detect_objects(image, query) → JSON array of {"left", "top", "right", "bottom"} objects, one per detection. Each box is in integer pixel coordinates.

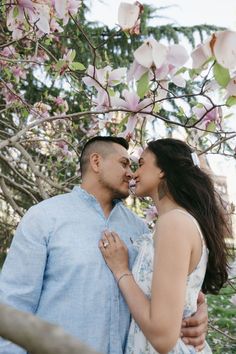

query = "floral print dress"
[{"left": 125, "top": 210, "right": 212, "bottom": 354}]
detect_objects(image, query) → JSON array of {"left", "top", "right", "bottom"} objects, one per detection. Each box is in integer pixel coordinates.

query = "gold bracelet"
[{"left": 117, "top": 272, "right": 133, "bottom": 286}]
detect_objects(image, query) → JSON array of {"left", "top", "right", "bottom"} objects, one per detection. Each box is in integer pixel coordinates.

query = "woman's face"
[{"left": 133, "top": 148, "right": 163, "bottom": 198}]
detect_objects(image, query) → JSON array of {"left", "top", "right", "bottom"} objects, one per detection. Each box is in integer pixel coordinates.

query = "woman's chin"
[{"left": 135, "top": 189, "right": 147, "bottom": 198}]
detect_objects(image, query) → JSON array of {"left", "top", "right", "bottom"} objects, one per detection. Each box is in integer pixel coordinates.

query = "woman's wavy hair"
[{"left": 147, "top": 138, "right": 231, "bottom": 294}]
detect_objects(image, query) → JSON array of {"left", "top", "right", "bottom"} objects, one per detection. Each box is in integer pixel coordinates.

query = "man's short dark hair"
[{"left": 80, "top": 136, "right": 129, "bottom": 176}]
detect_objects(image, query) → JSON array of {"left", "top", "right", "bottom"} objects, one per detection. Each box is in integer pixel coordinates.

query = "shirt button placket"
[{"left": 110, "top": 283, "right": 121, "bottom": 354}]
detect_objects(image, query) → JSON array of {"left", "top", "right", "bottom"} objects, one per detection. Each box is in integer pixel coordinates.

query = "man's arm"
[
  {"left": 0, "top": 205, "right": 49, "bottom": 353},
  {"left": 181, "top": 292, "right": 208, "bottom": 351}
]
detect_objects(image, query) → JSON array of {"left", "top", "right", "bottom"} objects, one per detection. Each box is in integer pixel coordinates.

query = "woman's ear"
[{"left": 159, "top": 169, "right": 165, "bottom": 179}]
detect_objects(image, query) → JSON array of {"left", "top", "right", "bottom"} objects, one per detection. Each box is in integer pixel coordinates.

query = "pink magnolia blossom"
[
  {"left": 7, "top": 0, "right": 51, "bottom": 39},
  {"left": 111, "top": 89, "right": 153, "bottom": 113},
  {"left": 0, "top": 46, "right": 16, "bottom": 67},
  {"left": 0, "top": 45, "right": 16, "bottom": 58},
  {"left": 56, "top": 140, "right": 73, "bottom": 158},
  {"left": 213, "top": 31, "right": 236, "bottom": 70},
  {"left": 130, "top": 146, "right": 144, "bottom": 164},
  {"left": 50, "top": 17, "right": 64, "bottom": 33},
  {"left": 191, "top": 30, "right": 236, "bottom": 70},
  {"left": 155, "top": 81, "right": 169, "bottom": 100},
  {"left": 53, "top": 0, "right": 82, "bottom": 25},
  {"left": 193, "top": 103, "right": 222, "bottom": 130},
  {"left": 191, "top": 38, "right": 212, "bottom": 69},
  {"left": 134, "top": 38, "right": 167, "bottom": 69},
  {"left": 134, "top": 40, "right": 188, "bottom": 70},
  {"left": 83, "top": 65, "right": 126, "bottom": 90},
  {"left": 133, "top": 39, "right": 188, "bottom": 87},
  {"left": 127, "top": 59, "right": 148, "bottom": 81},
  {"left": 118, "top": 2, "right": 143, "bottom": 35},
  {"left": 54, "top": 96, "right": 69, "bottom": 113},
  {"left": 57, "top": 49, "right": 77, "bottom": 75},
  {"left": 113, "top": 90, "right": 153, "bottom": 137},
  {"left": 119, "top": 115, "right": 139, "bottom": 139},
  {"left": 225, "top": 76, "right": 236, "bottom": 99},
  {"left": 12, "top": 66, "right": 27, "bottom": 83},
  {"left": 27, "top": 50, "right": 49, "bottom": 67},
  {"left": 1, "top": 83, "right": 20, "bottom": 106},
  {"left": 93, "top": 91, "right": 111, "bottom": 111}
]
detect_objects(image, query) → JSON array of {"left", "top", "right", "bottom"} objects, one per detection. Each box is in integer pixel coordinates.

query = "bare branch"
[
  {"left": 0, "top": 303, "right": 99, "bottom": 354},
  {"left": 0, "top": 177, "right": 24, "bottom": 217}
]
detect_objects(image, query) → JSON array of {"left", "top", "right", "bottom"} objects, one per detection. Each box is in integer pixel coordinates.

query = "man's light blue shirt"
[{"left": 0, "top": 186, "right": 148, "bottom": 354}]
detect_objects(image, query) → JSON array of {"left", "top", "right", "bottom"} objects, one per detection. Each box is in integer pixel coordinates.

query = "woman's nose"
[{"left": 133, "top": 170, "right": 138, "bottom": 179}]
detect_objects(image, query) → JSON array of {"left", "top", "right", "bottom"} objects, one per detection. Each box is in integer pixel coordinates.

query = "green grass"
[{"left": 206, "top": 277, "right": 236, "bottom": 353}]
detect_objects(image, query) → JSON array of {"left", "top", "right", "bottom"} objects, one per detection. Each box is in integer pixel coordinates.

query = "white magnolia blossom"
[
  {"left": 118, "top": 2, "right": 143, "bottom": 34},
  {"left": 191, "top": 30, "right": 236, "bottom": 70}
]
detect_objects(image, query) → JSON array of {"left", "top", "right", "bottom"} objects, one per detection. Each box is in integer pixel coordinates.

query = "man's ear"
[{"left": 90, "top": 153, "right": 101, "bottom": 173}]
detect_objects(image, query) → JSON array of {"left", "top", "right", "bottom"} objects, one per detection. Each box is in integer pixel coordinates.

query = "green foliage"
[
  {"left": 226, "top": 97, "right": 236, "bottom": 107},
  {"left": 213, "top": 63, "right": 231, "bottom": 88},
  {"left": 207, "top": 278, "right": 236, "bottom": 353},
  {"left": 137, "top": 72, "right": 149, "bottom": 98}
]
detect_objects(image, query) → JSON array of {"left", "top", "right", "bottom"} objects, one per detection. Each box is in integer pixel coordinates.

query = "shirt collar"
[{"left": 72, "top": 186, "right": 122, "bottom": 206}]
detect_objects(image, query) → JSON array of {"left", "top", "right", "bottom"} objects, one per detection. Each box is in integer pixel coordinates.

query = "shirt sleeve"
[{"left": 0, "top": 204, "right": 50, "bottom": 353}]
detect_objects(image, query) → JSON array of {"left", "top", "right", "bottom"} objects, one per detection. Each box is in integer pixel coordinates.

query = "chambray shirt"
[{"left": 0, "top": 186, "right": 148, "bottom": 354}]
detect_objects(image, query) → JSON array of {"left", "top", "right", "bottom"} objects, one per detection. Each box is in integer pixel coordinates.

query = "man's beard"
[{"left": 99, "top": 175, "right": 129, "bottom": 199}]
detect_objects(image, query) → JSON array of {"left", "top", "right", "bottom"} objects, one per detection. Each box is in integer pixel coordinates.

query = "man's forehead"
[{"left": 112, "top": 143, "right": 129, "bottom": 157}]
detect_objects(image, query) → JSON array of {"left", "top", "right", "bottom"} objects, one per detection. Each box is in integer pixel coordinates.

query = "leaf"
[
  {"left": 44, "top": 39, "right": 52, "bottom": 46},
  {"left": 206, "top": 122, "right": 216, "bottom": 132},
  {"left": 69, "top": 62, "right": 86, "bottom": 71},
  {"left": 189, "top": 68, "right": 202, "bottom": 79},
  {"left": 153, "top": 103, "right": 161, "bottom": 113},
  {"left": 13, "top": 6, "right": 19, "bottom": 18},
  {"left": 118, "top": 113, "right": 130, "bottom": 129},
  {"left": 195, "top": 103, "right": 204, "bottom": 109},
  {"left": 137, "top": 72, "right": 149, "bottom": 98},
  {"left": 55, "top": 60, "right": 66, "bottom": 71},
  {"left": 175, "top": 66, "right": 188, "bottom": 75},
  {"left": 107, "top": 88, "right": 115, "bottom": 96},
  {"left": 69, "top": 49, "right": 76, "bottom": 62},
  {"left": 226, "top": 96, "right": 236, "bottom": 107},
  {"left": 213, "top": 63, "right": 230, "bottom": 88}
]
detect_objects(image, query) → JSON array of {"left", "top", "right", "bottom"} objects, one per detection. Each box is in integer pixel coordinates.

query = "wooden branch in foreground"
[{"left": 0, "top": 303, "right": 99, "bottom": 354}]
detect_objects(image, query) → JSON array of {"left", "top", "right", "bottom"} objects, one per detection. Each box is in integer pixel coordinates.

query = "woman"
[{"left": 99, "top": 138, "right": 230, "bottom": 354}]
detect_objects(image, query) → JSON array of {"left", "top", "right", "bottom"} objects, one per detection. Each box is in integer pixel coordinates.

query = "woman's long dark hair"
[{"left": 148, "top": 138, "right": 231, "bottom": 294}]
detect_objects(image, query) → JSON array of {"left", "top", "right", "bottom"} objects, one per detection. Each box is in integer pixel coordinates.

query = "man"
[{"left": 0, "top": 136, "right": 207, "bottom": 353}]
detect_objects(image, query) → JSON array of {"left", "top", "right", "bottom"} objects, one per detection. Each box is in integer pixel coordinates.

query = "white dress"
[{"left": 125, "top": 210, "right": 212, "bottom": 354}]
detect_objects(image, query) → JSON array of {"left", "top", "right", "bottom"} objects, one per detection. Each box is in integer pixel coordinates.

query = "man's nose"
[{"left": 126, "top": 167, "right": 134, "bottom": 179}]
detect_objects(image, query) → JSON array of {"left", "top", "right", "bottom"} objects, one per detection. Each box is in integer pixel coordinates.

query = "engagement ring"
[{"left": 103, "top": 241, "right": 109, "bottom": 248}]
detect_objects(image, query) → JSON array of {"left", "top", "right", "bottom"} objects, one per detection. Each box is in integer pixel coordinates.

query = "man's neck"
[{"left": 81, "top": 182, "right": 114, "bottom": 218}]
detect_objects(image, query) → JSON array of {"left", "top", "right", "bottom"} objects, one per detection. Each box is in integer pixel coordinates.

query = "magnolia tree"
[
  {"left": 1, "top": 1, "right": 236, "bottom": 238},
  {"left": 0, "top": 0, "right": 235, "bottom": 247},
  {"left": 0, "top": 0, "right": 236, "bottom": 349}
]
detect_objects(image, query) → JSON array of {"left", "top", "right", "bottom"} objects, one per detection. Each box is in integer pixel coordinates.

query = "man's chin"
[{"left": 114, "top": 189, "right": 129, "bottom": 199}]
